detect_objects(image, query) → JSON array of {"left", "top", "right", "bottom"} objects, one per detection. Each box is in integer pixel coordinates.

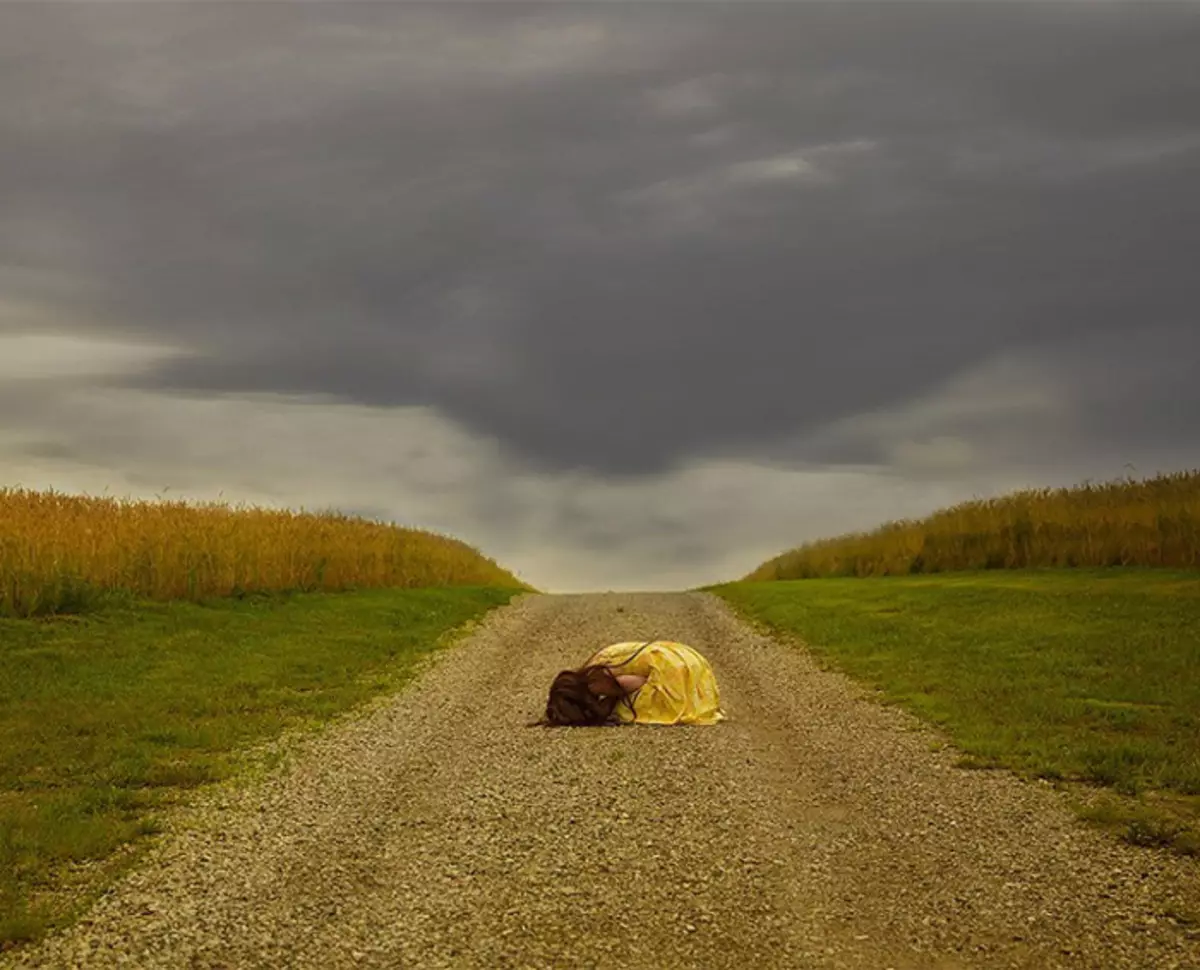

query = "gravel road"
[{"left": 9, "top": 592, "right": 1199, "bottom": 970}]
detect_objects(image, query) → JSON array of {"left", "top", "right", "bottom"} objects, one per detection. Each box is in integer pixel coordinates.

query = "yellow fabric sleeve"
[{"left": 588, "top": 641, "right": 724, "bottom": 726}]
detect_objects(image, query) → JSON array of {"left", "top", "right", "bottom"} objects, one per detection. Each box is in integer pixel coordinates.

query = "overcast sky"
[{"left": 2, "top": 3, "right": 1198, "bottom": 591}]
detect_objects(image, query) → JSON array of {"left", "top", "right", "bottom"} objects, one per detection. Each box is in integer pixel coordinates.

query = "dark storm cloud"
[{"left": 3, "top": 3, "right": 1199, "bottom": 475}]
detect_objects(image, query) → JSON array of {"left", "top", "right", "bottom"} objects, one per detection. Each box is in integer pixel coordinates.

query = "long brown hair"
[{"left": 535, "top": 642, "right": 652, "bottom": 727}]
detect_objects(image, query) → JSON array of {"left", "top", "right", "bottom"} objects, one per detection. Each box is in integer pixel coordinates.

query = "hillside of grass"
[
  {"left": 745, "top": 469, "right": 1200, "bottom": 581},
  {"left": 0, "top": 486, "right": 529, "bottom": 949},
  {"left": 711, "top": 571, "right": 1200, "bottom": 857},
  {"left": 0, "top": 488, "right": 529, "bottom": 617},
  {"left": 0, "top": 585, "right": 519, "bottom": 950}
]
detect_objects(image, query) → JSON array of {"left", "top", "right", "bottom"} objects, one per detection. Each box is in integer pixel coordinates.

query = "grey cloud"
[{"left": 2, "top": 2, "right": 1199, "bottom": 482}]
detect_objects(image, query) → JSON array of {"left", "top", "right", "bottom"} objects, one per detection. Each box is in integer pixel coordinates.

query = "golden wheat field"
[
  {"left": 0, "top": 488, "right": 527, "bottom": 616},
  {"left": 747, "top": 470, "right": 1200, "bottom": 581}
]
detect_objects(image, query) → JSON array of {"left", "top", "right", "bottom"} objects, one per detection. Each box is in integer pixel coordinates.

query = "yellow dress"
[{"left": 587, "top": 640, "right": 725, "bottom": 726}]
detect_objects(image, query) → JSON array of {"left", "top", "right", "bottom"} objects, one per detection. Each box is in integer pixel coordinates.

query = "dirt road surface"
[{"left": 9, "top": 593, "right": 1199, "bottom": 969}]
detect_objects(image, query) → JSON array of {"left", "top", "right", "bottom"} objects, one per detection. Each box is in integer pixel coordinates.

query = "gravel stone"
[{"left": 7, "top": 592, "right": 1199, "bottom": 969}]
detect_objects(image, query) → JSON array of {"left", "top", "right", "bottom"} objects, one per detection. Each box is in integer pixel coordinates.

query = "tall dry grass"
[
  {"left": 0, "top": 487, "right": 528, "bottom": 616},
  {"left": 746, "top": 469, "right": 1200, "bottom": 581}
]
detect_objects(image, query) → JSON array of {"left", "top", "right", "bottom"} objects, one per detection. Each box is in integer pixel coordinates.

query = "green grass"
[
  {"left": 710, "top": 569, "right": 1200, "bottom": 855},
  {"left": 0, "top": 586, "right": 517, "bottom": 950}
]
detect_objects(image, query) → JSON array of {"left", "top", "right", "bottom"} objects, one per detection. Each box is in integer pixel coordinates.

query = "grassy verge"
[
  {"left": 0, "top": 586, "right": 518, "bottom": 950},
  {"left": 709, "top": 570, "right": 1200, "bottom": 856}
]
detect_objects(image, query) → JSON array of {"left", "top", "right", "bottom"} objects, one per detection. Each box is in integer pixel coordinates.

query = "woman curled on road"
[{"left": 538, "top": 640, "right": 724, "bottom": 727}]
